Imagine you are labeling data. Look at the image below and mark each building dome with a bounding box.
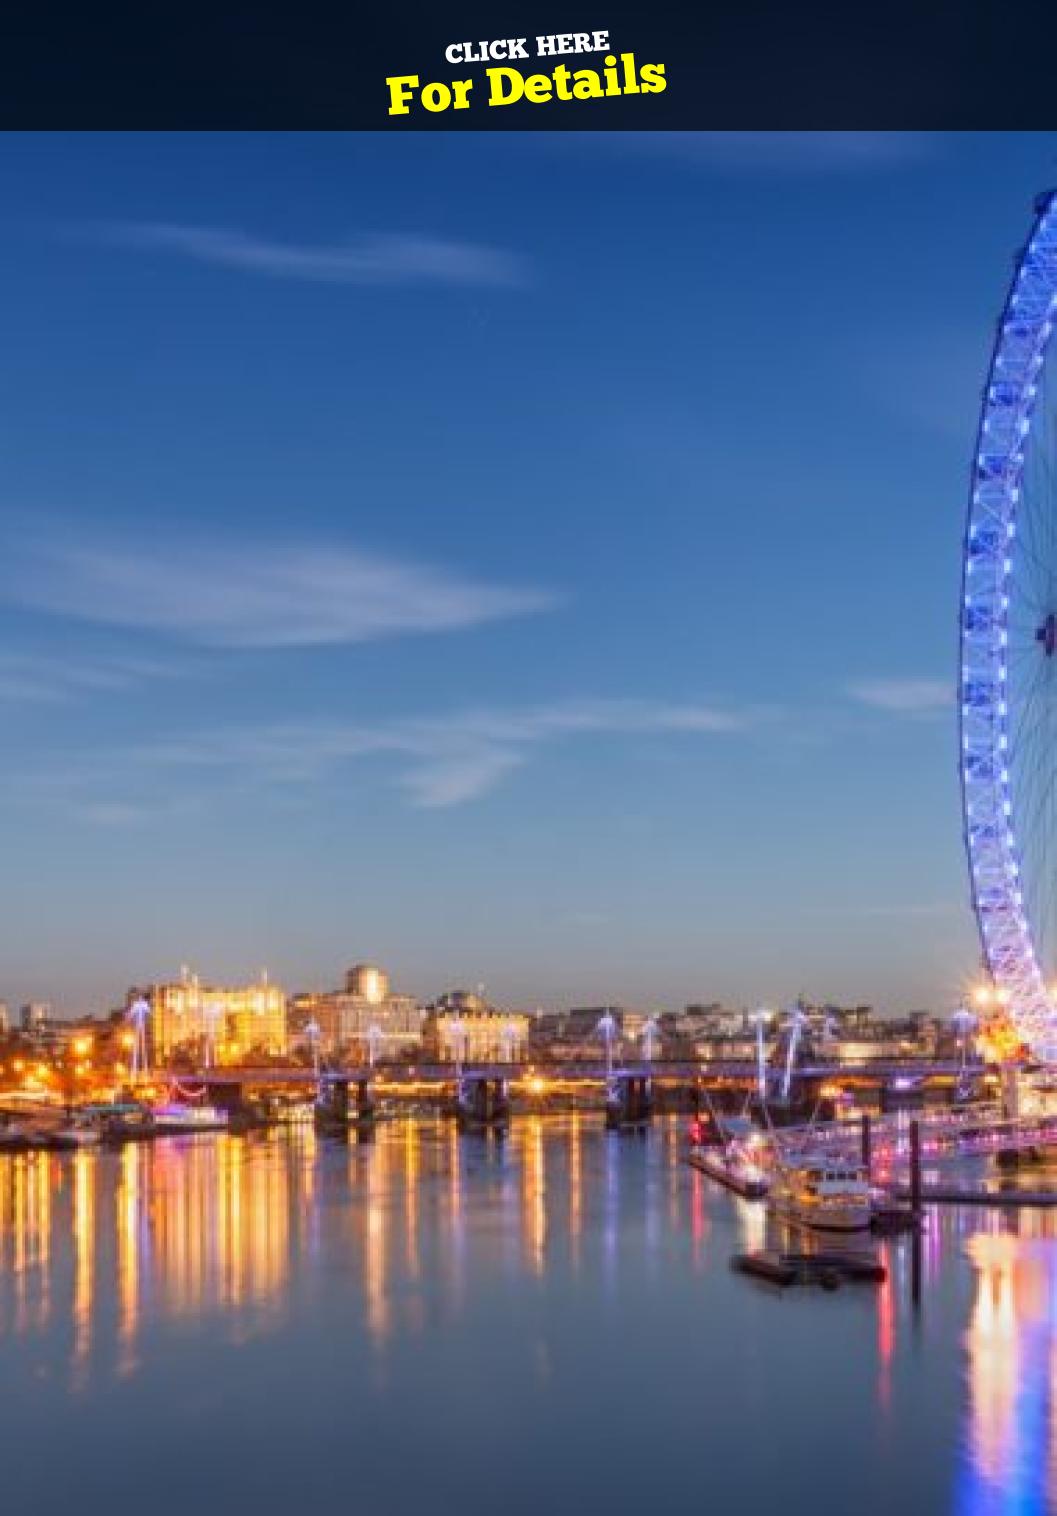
[345,964,389,1003]
[435,989,488,1014]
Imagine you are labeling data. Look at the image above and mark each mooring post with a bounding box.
[909,1117,922,1213]
[356,1076,375,1124]
[209,1080,244,1117]
[333,1078,350,1122]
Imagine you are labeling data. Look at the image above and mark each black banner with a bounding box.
[0,0,1050,126]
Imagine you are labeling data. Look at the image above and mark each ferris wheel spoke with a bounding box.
[1035,770,1057,972]
[1014,526,1057,597]
[1013,719,1057,961]
[1006,666,1053,755]
[961,190,1057,1046]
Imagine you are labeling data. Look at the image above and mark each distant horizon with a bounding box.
[1,969,952,1024]
[1,132,1049,1017]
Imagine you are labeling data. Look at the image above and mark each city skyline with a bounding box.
[1,132,1052,1014]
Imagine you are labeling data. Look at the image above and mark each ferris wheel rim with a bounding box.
[960,188,1057,1059]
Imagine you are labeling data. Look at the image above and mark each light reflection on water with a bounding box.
[961,1221,1057,1515]
[0,1115,1055,1515]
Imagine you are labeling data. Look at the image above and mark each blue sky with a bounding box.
[0,130,1051,1015]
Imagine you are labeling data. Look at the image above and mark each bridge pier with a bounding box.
[354,1077,376,1126]
[605,1073,654,1131]
[881,1079,925,1113]
[315,1074,376,1134]
[456,1074,510,1132]
[796,1075,838,1123]
[204,1080,245,1117]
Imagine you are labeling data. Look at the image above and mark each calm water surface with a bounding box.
[0,1115,1050,1515]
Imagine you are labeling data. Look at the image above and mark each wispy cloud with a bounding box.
[93,223,528,289]
[135,698,754,806]
[847,677,952,714]
[0,650,180,704]
[73,801,155,828]
[588,132,936,173]
[15,698,755,816]
[0,532,553,649]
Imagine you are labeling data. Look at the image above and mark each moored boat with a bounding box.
[768,1153,872,1232]
[150,1102,229,1134]
[688,1144,769,1199]
[45,1115,102,1149]
[0,1120,33,1151]
[688,1115,770,1198]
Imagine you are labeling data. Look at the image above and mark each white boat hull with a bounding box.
[47,1128,101,1149]
[688,1147,769,1199]
[770,1197,871,1233]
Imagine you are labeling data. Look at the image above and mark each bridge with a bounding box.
[180,1056,980,1086]
[174,1056,984,1130]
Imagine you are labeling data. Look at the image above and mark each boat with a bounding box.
[99,1105,156,1141]
[688,1144,769,1199]
[767,1152,872,1233]
[45,1115,102,1149]
[687,1116,770,1199]
[150,1102,229,1134]
[0,1120,34,1152]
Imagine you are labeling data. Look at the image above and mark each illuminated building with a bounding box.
[140,970,287,1064]
[20,1002,50,1036]
[428,991,530,1062]
[290,962,425,1058]
[346,963,389,1001]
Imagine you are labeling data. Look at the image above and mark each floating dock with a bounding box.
[731,1249,886,1288]
[891,1184,1057,1207]
[687,1147,768,1199]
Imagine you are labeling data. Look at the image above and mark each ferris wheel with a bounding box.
[961,189,1057,1060]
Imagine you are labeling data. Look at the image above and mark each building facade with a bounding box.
[290,963,426,1059]
[141,972,287,1064]
[427,991,530,1063]
[20,1002,51,1036]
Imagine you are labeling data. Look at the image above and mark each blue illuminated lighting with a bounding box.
[960,188,1057,1056]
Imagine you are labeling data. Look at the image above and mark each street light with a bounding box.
[128,998,150,1080]
[305,1018,321,1079]
[952,1006,976,1073]
[597,1009,618,1078]
[749,1008,771,1100]
[448,1016,467,1078]
[203,1001,223,1070]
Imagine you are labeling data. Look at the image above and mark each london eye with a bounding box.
[961,189,1057,1060]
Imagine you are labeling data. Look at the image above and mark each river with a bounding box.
[0,1115,1050,1515]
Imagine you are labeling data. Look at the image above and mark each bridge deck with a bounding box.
[185,1058,978,1086]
